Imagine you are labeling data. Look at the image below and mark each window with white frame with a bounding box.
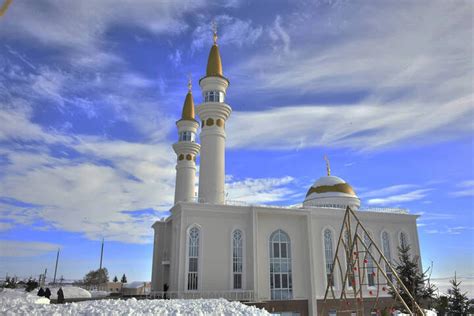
[204,90,224,102]
[324,229,335,287]
[179,131,196,142]
[187,226,199,290]
[399,231,408,249]
[364,233,376,287]
[381,231,393,283]
[232,229,243,289]
[269,229,292,300]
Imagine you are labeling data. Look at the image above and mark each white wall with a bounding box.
[153,202,421,313]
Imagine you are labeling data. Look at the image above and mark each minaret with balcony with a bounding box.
[196,30,231,204]
[173,80,200,204]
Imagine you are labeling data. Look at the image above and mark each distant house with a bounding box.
[105,282,122,293]
[122,282,151,296]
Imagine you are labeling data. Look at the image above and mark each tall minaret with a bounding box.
[196,27,231,204]
[173,79,200,204]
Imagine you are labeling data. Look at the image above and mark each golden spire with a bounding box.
[187,73,192,92]
[212,19,218,45]
[181,77,195,121]
[206,20,223,77]
[324,155,331,176]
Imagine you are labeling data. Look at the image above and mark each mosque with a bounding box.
[151,31,422,315]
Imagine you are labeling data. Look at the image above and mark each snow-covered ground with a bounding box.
[0,289,270,315]
[47,286,92,299]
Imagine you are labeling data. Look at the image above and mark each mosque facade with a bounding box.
[151,32,422,316]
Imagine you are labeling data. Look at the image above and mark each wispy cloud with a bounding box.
[367,189,432,206]
[226,1,472,151]
[451,180,474,197]
[359,184,418,199]
[268,15,290,54]
[226,176,295,204]
[424,226,474,235]
[358,184,432,206]
[191,15,263,52]
[0,240,59,257]
[0,1,201,66]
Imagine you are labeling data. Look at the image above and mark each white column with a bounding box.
[173,120,200,204]
[196,76,231,204]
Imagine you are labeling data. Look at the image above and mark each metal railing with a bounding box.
[360,207,408,214]
[186,198,408,214]
[147,290,254,301]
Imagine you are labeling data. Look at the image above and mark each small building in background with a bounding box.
[105,282,122,294]
[122,282,151,296]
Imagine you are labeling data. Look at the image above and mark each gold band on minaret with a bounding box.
[324,155,331,176]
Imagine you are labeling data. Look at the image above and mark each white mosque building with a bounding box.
[151,32,422,315]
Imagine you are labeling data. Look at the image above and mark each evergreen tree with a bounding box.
[389,244,435,313]
[435,295,448,316]
[121,274,127,283]
[447,273,469,315]
[83,268,109,285]
[113,275,118,283]
[4,276,17,289]
[25,278,39,292]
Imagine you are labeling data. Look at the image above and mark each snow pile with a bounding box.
[0,290,270,315]
[0,289,50,307]
[47,286,92,300]
[395,310,437,316]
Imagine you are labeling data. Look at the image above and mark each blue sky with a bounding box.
[0,0,472,293]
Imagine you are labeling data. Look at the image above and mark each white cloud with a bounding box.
[121,73,155,89]
[423,226,474,236]
[451,180,474,197]
[227,94,472,151]
[168,49,182,68]
[359,184,418,199]
[0,135,176,243]
[226,176,295,204]
[191,15,263,51]
[0,1,203,62]
[367,189,431,206]
[0,240,59,257]
[268,15,290,54]
[227,1,472,151]
[359,184,433,206]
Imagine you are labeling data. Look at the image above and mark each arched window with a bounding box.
[382,231,393,282]
[364,233,376,287]
[269,229,292,300]
[187,226,199,290]
[324,229,335,287]
[232,229,243,289]
[399,231,408,249]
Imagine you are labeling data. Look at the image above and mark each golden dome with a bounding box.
[206,44,223,77]
[181,79,195,121]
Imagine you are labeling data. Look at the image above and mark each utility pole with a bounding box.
[99,238,104,270]
[53,248,60,284]
[43,268,47,286]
